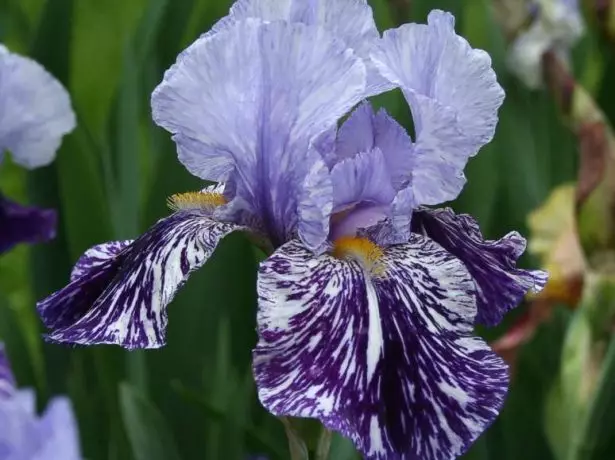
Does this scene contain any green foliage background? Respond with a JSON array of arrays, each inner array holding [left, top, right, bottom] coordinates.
[[0, 0, 611, 458]]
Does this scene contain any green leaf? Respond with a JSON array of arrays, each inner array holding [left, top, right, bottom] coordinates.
[[119, 382, 183, 460]]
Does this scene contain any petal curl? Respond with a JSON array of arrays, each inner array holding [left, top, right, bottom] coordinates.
[[254, 237, 508, 459], [372, 10, 505, 205], [0, 46, 75, 169], [70, 241, 133, 281], [152, 20, 365, 249], [0, 194, 56, 254], [412, 207, 548, 326], [37, 211, 243, 349], [207, 0, 389, 96]]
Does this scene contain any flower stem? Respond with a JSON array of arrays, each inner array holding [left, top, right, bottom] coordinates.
[[569, 332, 615, 459], [315, 427, 333, 460], [280, 417, 309, 460]]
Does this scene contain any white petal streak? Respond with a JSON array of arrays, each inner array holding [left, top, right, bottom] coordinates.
[[38, 211, 242, 349], [254, 236, 509, 459]]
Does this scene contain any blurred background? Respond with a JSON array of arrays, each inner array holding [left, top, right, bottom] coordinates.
[[0, 0, 613, 458]]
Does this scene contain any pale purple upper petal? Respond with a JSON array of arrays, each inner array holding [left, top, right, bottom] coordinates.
[[412, 207, 548, 326], [334, 102, 414, 189], [152, 20, 365, 249], [254, 237, 508, 459], [37, 211, 243, 349], [331, 148, 395, 212], [0, 45, 75, 169], [0, 194, 56, 255], [206, 0, 390, 97], [372, 10, 505, 205]]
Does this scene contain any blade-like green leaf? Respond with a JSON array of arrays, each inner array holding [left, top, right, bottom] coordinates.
[[120, 382, 183, 460]]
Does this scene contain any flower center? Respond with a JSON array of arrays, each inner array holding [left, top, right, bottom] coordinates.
[[332, 236, 385, 276], [167, 191, 227, 211]]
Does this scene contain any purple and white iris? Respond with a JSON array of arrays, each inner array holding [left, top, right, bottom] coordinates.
[[0, 45, 75, 254], [37, 2, 547, 458], [508, 0, 584, 88], [0, 343, 81, 459]]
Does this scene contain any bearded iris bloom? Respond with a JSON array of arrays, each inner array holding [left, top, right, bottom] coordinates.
[[38, 2, 547, 458], [0, 45, 76, 254], [508, 0, 584, 88], [0, 344, 81, 459]]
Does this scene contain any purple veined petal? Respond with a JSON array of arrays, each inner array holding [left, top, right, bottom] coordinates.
[[70, 241, 133, 281], [32, 396, 81, 460], [37, 210, 244, 349], [254, 236, 509, 460], [0, 194, 57, 255], [0, 343, 15, 398], [205, 0, 391, 97], [412, 207, 548, 326], [371, 10, 505, 205], [331, 148, 396, 212], [152, 20, 365, 250], [335, 102, 414, 190], [0, 45, 75, 169]]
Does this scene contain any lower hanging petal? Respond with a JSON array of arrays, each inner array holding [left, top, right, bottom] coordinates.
[[254, 236, 509, 460], [412, 207, 548, 326], [0, 194, 56, 254], [70, 241, 133, 281], [37, 210, 243, 349]]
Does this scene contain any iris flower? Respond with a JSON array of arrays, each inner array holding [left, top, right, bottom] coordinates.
[[0, 343, 81, 459], [508, 0, 584, 88], [38, 2, 547, 458], [0, 45, 76, 254]]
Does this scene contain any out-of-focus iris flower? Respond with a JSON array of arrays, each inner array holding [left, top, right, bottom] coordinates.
[[0, 45, 76, 254], [37, 1, 547, 458], [507, 0, 584, 88], [0, 343, 81, 459]]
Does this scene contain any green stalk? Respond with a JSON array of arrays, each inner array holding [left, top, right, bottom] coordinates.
[[569, 332, 615, 459]]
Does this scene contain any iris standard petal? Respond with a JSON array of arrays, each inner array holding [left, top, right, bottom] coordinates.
[[0, 45, 75, 169], [331, 148, 396, 212], [0, 344, 15, 398], [207, 0, 389, 96], [372, 10, 504, 205], [254, 237, 508, 460], [37, 211, 242, 349], [412, 207, 548, 326], [334, 102, 414, 190], [152, 20, 365, 248], [0, 194, 56, 254]]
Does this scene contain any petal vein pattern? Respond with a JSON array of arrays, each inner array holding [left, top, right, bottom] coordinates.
[[371, 10, 504, 205], [412, 208, 548, 326], [205, 0, 390, 96], [254, 236, 508, 459], [152, 20, 366, 248], [37, 211, 242, 349]]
